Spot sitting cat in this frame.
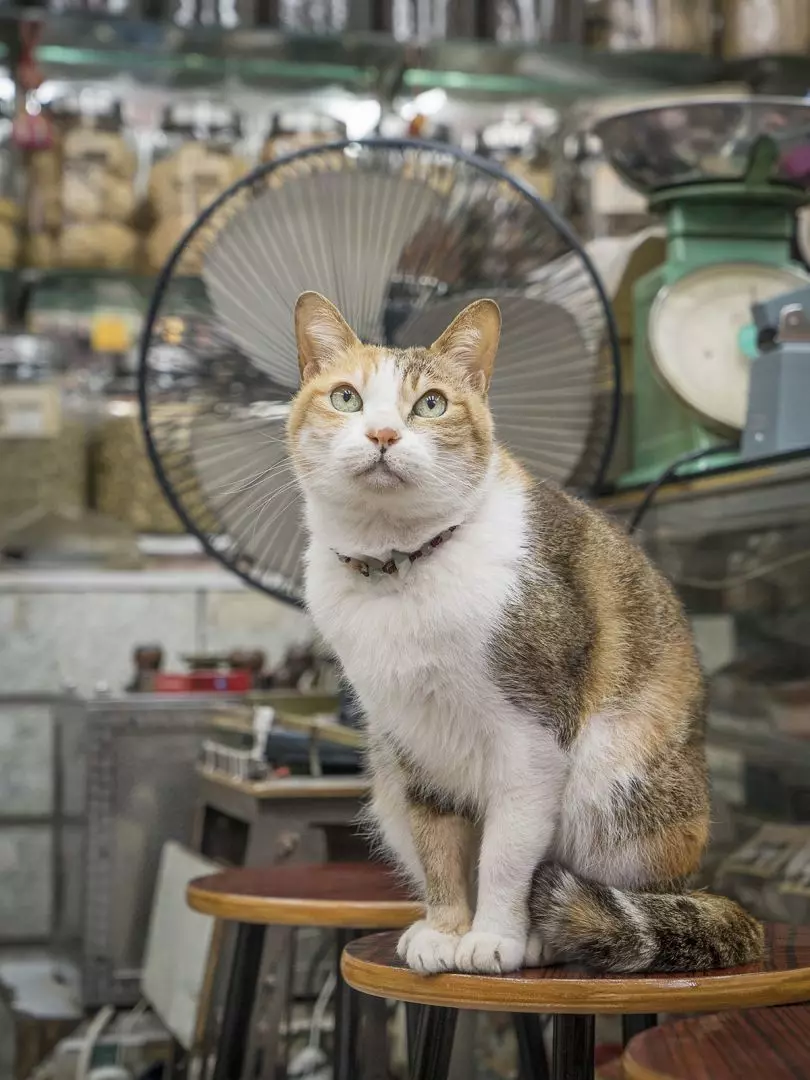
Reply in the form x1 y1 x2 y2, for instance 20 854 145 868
287 290 763 976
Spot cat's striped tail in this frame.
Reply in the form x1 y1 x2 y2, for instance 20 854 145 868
529 863 763 973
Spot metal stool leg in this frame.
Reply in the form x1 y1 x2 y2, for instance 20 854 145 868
406 1004 425 1074
551 1014 595 1080
334 929 361 1080
622 1014 657 1046
358 995 389 1080
410 1006 458 1080
213 923 266 1080
514 1014 551 1080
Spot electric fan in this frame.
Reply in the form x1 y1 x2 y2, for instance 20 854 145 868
138 138 621 606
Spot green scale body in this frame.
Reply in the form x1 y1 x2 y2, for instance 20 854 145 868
627 183 809 487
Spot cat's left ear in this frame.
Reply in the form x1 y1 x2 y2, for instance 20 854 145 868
430 299 501 391
295 291 360 383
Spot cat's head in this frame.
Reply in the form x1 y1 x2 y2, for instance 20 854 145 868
287 291 501 522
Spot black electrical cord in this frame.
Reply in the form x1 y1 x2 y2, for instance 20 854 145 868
628 444 736 535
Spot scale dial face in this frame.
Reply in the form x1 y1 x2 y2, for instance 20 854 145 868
649 262 809 433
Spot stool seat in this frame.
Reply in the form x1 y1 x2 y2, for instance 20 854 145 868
623 1002 810 1080
341 924 810 1014
187 861 423 928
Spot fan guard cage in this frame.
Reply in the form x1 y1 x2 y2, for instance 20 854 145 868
138 138 621 606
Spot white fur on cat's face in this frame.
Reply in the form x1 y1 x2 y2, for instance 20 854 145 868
291 353 489 525
288 294 502 540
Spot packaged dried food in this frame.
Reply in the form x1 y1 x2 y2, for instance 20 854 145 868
94 400 186 534
480 111 556 200
0 107 21 269
58 221 139 270
0 335 88 523
723 0 810 58
260 111 345 164
25 91 139 272
145 101 248 276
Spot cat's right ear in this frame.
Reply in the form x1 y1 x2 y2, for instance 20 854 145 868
430 298 501 391
294 292 359 383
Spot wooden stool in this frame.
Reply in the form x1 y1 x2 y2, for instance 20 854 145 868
188 862 421 1080
622 1002 810 1080
342 924 810 1080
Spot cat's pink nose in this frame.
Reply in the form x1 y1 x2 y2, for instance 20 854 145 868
366 427 400 450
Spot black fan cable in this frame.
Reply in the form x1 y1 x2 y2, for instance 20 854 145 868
628 444 736 535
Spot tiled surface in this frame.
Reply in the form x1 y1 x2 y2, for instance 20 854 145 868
0 591 199 695
200 589 311 665
0 829 52 939
0 707 52 816
0 585 312 696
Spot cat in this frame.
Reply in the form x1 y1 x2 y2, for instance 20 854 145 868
287 290 763 976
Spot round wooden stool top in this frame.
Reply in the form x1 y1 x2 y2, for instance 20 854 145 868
623 1002 810 1080
187 862 423 929
341 924 810 1015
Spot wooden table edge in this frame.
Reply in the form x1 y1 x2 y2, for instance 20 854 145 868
340 950 810 1015
187 883 423 929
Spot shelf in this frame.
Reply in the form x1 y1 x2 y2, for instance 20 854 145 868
0 564 247 591
599 451 810 541
196 765 369 799
0 13 729 99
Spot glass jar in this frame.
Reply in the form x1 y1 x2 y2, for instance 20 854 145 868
607 0 715 51
0 335 88 522
26 91 139 272
146 101 248 276
479 111 557 200
0 108 20 270
723 0 810 58
260 111 345 164
277 0 351 32
94 398 188 534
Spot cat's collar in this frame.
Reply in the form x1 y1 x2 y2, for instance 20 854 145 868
335 525 459 580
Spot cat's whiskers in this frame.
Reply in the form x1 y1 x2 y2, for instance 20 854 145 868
210 456 296 497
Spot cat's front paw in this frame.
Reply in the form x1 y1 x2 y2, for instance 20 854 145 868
454 930 525 974
397 920 459 975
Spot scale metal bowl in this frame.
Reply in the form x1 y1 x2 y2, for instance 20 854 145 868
594 96 810 195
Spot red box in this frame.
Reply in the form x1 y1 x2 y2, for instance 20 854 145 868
188 670 252 693
152 673 193 692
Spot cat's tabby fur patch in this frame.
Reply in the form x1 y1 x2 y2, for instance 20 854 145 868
288 291 763 976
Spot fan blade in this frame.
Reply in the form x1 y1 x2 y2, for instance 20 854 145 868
202 168 447 386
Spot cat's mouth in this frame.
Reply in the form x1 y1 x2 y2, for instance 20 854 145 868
356 457 407 487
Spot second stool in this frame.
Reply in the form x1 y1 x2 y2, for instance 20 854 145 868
623 1001 810 1080
188 861 421 1080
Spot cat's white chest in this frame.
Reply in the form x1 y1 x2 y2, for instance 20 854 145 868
304 483 533 801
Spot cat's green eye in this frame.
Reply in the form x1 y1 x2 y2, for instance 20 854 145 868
330 385 363 413
413 390 448 419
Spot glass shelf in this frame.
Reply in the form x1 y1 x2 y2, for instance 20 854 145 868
0 12 729 98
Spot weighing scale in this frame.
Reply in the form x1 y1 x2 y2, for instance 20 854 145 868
595 97 810 486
